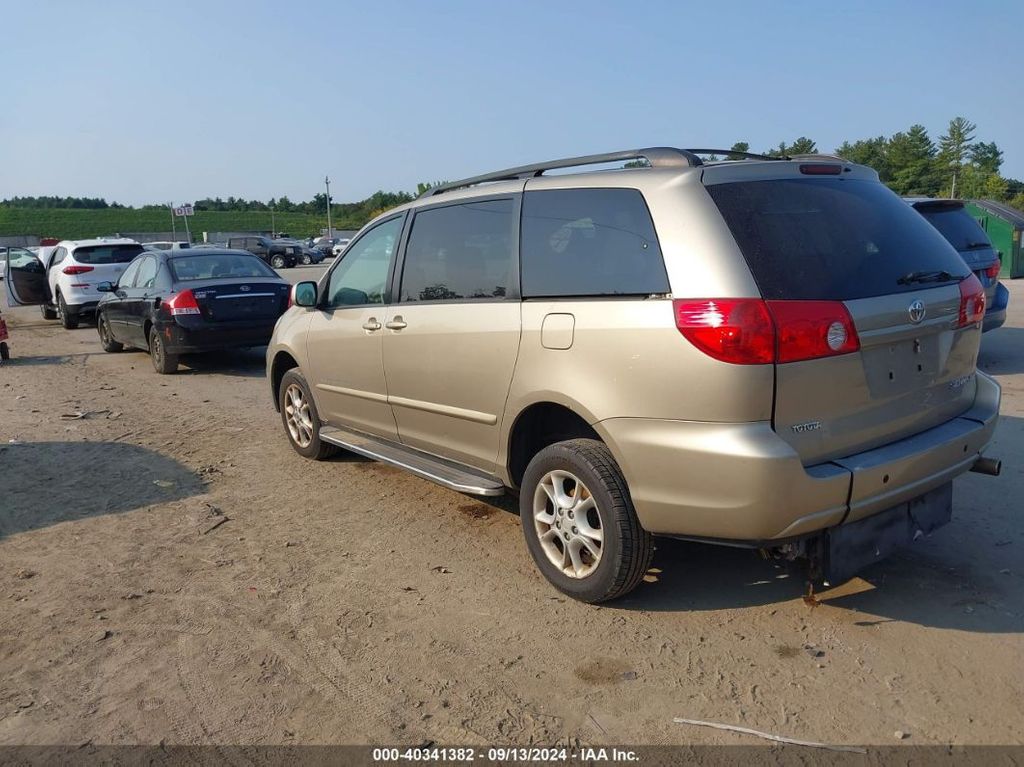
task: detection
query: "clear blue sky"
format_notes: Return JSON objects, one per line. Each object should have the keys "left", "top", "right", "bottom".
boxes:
{"left": 2, "top": 0, "right": 1021, "bottom": 206}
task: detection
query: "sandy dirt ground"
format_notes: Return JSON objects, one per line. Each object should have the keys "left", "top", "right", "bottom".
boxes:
{"left": 1, "top": 270, "right": 1022, "bottom": 750}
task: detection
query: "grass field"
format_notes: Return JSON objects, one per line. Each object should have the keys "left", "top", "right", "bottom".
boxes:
{"left": 0, "top": 208, "right": 330, "bottom": 240}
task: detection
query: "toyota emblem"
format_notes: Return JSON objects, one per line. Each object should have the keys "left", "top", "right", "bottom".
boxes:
{"left": 908, "top": 299, "right": 926, "bottom": 324}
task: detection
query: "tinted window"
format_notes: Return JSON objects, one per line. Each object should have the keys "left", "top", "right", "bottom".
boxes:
{"left": 400, "top": 199, "right": 514, "bottom": 302}
{"left": 135, "top": 256, "right": 159, "bottom": 289}
{"left": 520, "top": 189, "right": 668, "bottom": 298}
{"left": 917, "top": 205, "right": 992, "bottom": 253}
{"left": 118, "top": 258, "right": 143, "bottom": 287}
{"left": 73, "top": 244, "right": 144, "bottom": 264}
{"left": 170, "top": 254, "right": 277, "bottom": 281}
{"left": 708, "top": 179, "right": 971, "bottom": 300}
{"left": 325, "top": 217, "right": 403, "bottom": 308}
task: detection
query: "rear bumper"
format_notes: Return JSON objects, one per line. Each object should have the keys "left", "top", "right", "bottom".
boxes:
{"left": 159, "top": 319, "right": 277, "bottom": 353}
{"left": 63, "top": 300, "right": 99, "bottom": 317}
{"left": 598, "top": 371, "right": 1000, "bottom": 541}
{"left": 982, "top": 283, "right": 1009, "bottom": 333}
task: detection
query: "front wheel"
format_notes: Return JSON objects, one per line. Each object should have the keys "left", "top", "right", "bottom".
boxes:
{"left": 149, "top": 327, "right": 178, "bottom": 374}
{"left": 520, "top": 439, "right": 653, "bottom": 603}
{"left": 270, "top": 255, "right": 286, "bottom": 269}
{"left": 0, "top": 342, "right": 9, "bottom": 361}
{"left": 279, "top": 369, "right": 338, "bottom": 460}
{"left": 300, "top": 253, "right": 312, "bottom": 265}
{"left": 97, "top": 312, "right": 124, "bottom": 352}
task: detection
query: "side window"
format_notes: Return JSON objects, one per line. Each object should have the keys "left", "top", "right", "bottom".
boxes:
{"left": 325, "top": 217, "right": 403, "bottom": 308}
{"left": 118, "top": 258, "right": 143, "bottom": 287}
{"left": 399, "top": 198, "right": 514, "bottom": 302}
{"left": 135, "top": 256, "right": 159, "bottom": 289}
{"left": 51, "top": 248, "right": 67, "bottom": 267}
{"left": 520, "top": 189, "right": 669, "bottom": 298}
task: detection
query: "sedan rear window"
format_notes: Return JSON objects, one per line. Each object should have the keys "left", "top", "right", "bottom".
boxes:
{"left": 73, "top": 244, "right": 145, "bottom": 264}
{"left": 170, "top": 254, "right": 277, "bottom": 281}
{"left": 707, "top": 179, "right": 971, "bottom": 300}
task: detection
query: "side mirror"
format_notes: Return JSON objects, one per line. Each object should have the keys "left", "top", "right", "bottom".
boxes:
{"left": 292, "top": 281, "right": 317, "bottom": 308}
{"left": 96, "top": 281, "right": 115, "bottom": 292}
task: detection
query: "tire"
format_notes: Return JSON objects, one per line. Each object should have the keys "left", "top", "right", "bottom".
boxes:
{"left": 0, "top": 342, "right": 8, "bottom": 361}
{"left": 278, "top": 369, "right": 339, "bottom": 460}
{"left": 270, "top": 255, "right": 286, "bottom": 269}
{"left": 40, "top": 303, "right": 57, "bottom": 321}
{"left": 520, "top": 438, "right": 653, "bottom": 603}
{"left": 57, "top": 292, "right": 79, "bottom": 329}
{"left": 97, "top": 312, "right": 124, "bottom": 353}
{"left": 149, "top": 326, "right": 178, "bottom": 374}
{"left": 300, "top": 253, "right": 312, "bottom": 265}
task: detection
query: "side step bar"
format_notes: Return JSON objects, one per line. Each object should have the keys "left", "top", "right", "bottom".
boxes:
{"left": 319, "top": 425, "right": 505, "bottom": 496}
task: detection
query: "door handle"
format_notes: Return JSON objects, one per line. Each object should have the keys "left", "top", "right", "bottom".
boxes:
{"left": 362, "top": 318, "right": 382, "bottom": 331}
{"left": 385, "top": 317, "right": 407, "bottom": 330}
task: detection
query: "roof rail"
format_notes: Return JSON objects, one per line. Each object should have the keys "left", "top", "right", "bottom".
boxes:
{"left": 419, "top": 147, "right": 703, "bottom": 198}
{"left": 686, "top": 148, "right": 783, "bottom": 161}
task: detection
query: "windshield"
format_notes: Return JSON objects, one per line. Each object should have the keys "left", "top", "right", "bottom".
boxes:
{"left": 918, "top": 205, "right": 992, "bottom": 252}
{"left": 169, "top": 254, "right": 278, "bottom": 281}
{"left": 707, "top": 178, "right": 971, "bottom": 300}
{"left": 74, "top": 244, "right": 145, "bottom": 264}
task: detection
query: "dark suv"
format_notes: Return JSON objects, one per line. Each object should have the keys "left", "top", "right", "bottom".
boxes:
{"left": 226, "top": 236, "right": 299, "bottom": 269}
{"left": 908, "top": 199, "right": 1008, "bottom": 332}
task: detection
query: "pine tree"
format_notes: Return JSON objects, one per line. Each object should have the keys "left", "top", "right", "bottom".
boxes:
{"left": 938, "top": 117, "right": 977, "bottom": 197}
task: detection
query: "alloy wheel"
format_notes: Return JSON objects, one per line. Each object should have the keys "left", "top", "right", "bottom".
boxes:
{"left": 284, "top": 383, "right": 314, "bottom": 448}
{"left": 533, "top": 470, "right": 604, "bottom": 578}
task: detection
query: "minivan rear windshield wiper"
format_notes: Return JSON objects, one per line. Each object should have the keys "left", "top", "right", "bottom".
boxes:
{"left": 962, "top": 241, "right": 991, "bottom": 250}
{"left": 896, "top": 270, "right": 957, "bottom": 285}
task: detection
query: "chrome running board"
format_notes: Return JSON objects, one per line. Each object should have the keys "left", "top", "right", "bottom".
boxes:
{"left": 319, "top": 425, "right": 505, "bottom": 496}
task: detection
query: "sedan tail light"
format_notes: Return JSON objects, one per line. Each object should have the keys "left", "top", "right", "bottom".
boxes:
{"left": 958, "top": 274, "right": 986, "bottom": 328}
{"left": 62, "top": 265, "right": 94, "bottom": 275}
{"left": 165, "top": 289, "right": 201, "bottom": 316}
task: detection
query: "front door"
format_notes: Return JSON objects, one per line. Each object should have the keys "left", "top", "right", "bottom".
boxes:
{"left": 101, "top": 256, "right": 144, "bottom": 343}
{"left": 3, "top": 248, "right": 49, "bottom": 306}
{"left": 304, "top": 215, "right": 405, "bottom": 439}
{"left": 382, "top": 197, "right": 521, "bottom": 473}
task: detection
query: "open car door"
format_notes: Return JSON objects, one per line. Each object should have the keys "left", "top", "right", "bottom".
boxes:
{"left": 4, "top": 247, "right": 50, "bottom": 307}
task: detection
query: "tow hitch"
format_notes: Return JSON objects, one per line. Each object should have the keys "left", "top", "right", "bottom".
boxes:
{"left": 970, "top": 455, "right": 1001, "bottom": 476}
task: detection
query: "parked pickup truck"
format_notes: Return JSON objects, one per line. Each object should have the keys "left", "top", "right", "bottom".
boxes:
{"left": 226, "top": 236, "right": 299, "bottom": 269}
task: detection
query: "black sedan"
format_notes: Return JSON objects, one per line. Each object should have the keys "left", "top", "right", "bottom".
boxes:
{"left": 95, "top": 248, "right": 292, "bottom": 374}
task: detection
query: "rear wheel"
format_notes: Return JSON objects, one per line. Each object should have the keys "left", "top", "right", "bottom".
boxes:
{"left": 149, "top": 327, "right": 178, "bottom": 374}
{"left": 57, "top": 292, "right": 79, "bottom": 329}
{"left": 40, "top": 303, "right": 57, "bottom": 321}
{"left": 279, "top": 369, "right": 339, "bottom": 460}
{"left": 520, "top": 439, "right": 653, "bottom": 603}
{"left": 97, "top": 312, "right": 123, "bottom": 352}
{"left": 270, "top": 254, "right": 286, "bottom": 269}
{"left": 0, "top": 342, "right": 9, "bottom": 361}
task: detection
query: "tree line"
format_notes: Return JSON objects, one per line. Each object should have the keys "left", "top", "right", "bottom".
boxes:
{"left": 3, "top": 117, "right": 1021, "bottom": 227}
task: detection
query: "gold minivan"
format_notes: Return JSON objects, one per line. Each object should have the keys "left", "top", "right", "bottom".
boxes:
{"left": 266, "top": 148, "right": 1001, "bottom": 602}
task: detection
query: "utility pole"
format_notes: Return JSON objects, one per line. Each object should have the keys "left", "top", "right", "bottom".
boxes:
{"left": 325, "top": 175, "right": 332, "bottom": 238}
{"left": 169, "top": 203, "right": 176, "bottom": 240}
{"left": 271, "top": 206, "right": 276, "bottom": 238}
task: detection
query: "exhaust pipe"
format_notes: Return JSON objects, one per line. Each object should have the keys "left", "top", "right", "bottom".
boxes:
{"left": 970, "top": 456, "right": 1001, "bottom": 477}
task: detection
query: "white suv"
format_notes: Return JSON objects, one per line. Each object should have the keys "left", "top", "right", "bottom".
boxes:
{"left": 40, "top": 238, "right": 145, "bottom": 328}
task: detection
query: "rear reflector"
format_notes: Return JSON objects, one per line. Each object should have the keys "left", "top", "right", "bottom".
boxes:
{"left": 799, "top": 163, "right": 843, "bottom": 175}
{"left": 166, "top": 289, "right": 201, "bottom": 316}
{"left": 958, "top": 274, "right": 986, "bottom": 327}
{"left": 62, "top": 265, "right": 94, "bottom": 275}
{"left": 673, "top": 298, "right": 860, "bottom": 365}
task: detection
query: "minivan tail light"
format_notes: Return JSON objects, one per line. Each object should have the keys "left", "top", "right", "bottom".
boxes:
{"left": 799, "top": 163, "right": 843, "bottom": 175}
{"left": 62, "top": 265, "right": 94, "bottom": 275}
{"left": 166, "top": 289, "right": 201, "bottom": 316}
{"left": 673, "top": 299, "right": 860, "bottom": 365}
{"left": 673, "top": 299, "right": 775, "bottom": 364}
{"left": 984, "top": 263, "right": 1000, "bottom": 279}
{"left": 958, "top": 274, "right": 986, "bottom": 327}
{"left": 766, "top": 300, "right": 860, "bottom": 363}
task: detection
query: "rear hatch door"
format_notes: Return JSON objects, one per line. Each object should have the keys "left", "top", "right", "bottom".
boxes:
{"left": 912, "top": 200, "right": 1000, "bottom": 303}
{"left": 706, "top": 167, "right": 982, "bottom": 471}
{"left": 72, "top": 244, "right": 145, "bottom": 288}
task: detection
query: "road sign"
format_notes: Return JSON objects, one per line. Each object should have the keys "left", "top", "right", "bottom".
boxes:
{"left": 173, "top": 204, "right": 194, "bottom": 217}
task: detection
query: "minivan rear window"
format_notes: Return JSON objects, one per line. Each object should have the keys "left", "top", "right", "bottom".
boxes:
{"left": 73, "top": 244, "right": 145, "bottom": 264}
{"left": 916, "top": 204, "right": 992, "bottom": 253}
{"left": 707, "top": 179, "right": 971, "bottom": 300}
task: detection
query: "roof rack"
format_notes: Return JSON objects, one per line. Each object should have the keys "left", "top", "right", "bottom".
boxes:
{"left": 687, "top": 148, "right": 783, "bottom": 161}
{"left": 419, "top": 147, "right": 703, "bottom": 198}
